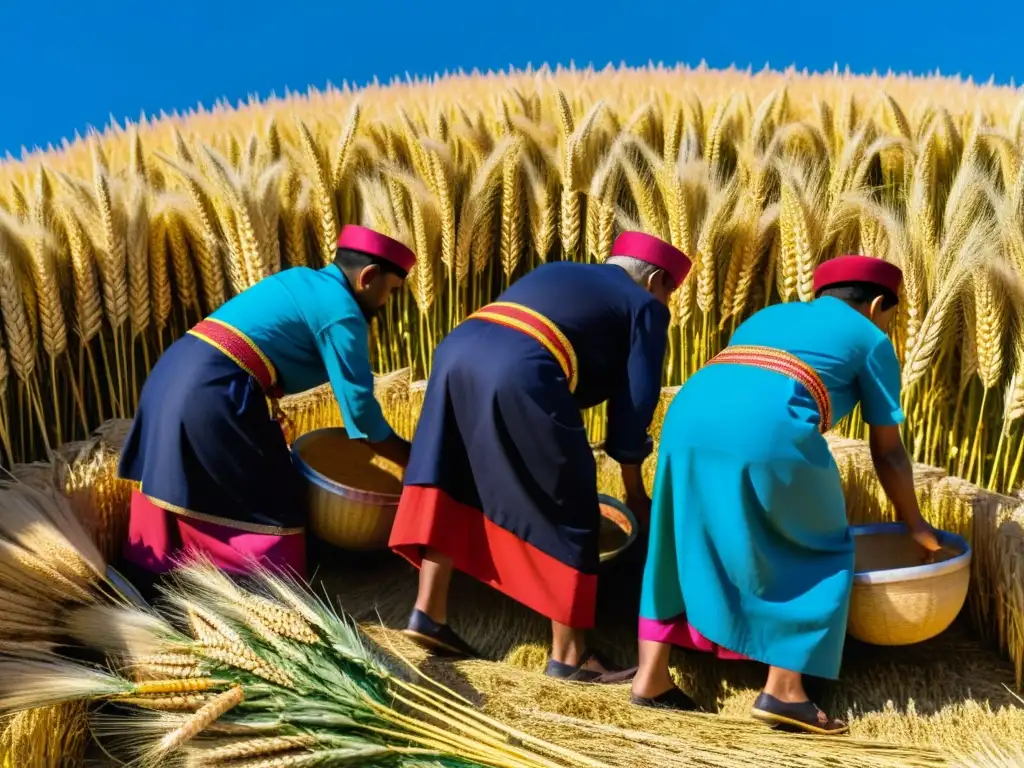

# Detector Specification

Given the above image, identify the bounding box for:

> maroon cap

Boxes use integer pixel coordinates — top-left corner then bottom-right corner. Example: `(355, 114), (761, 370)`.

(813, 255), (902, 296)
(611, 231), (691, 289)
(337, 225), (416, 273)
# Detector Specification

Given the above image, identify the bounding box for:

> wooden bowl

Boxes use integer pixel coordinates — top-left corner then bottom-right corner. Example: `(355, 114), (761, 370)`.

(847, 522), (971, 646)
(291, 427), (403, 551)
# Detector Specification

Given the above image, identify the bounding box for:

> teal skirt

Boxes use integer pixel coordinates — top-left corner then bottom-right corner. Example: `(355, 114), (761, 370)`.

(639, 364), (853, 680)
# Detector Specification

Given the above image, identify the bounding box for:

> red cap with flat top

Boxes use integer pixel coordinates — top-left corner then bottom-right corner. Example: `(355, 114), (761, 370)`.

(813, 255), (902, 297)
(337, 225), (416, 273)
(610, 231), (691, 289)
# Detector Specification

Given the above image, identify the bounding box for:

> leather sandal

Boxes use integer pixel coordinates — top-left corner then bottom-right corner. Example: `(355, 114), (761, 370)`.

(544, 648), (622, 683)
(750, 691), (849, 735)
(631, 685), (700, 712)
(401, 609), (480, 658)
(595, 665), (639, 684)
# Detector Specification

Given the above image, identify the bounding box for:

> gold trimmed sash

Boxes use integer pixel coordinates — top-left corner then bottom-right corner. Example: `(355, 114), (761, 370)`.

(188, 318), (282, 397)
(188, 317), (292, 433)
(468, 301), (579, 393)
(705, 345), (833, 433)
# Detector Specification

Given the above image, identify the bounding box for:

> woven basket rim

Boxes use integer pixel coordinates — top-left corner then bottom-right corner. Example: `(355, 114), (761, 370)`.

(598, 493), (638, 564)
(850, 521), (971, 586)
(292, 426), (402, 503)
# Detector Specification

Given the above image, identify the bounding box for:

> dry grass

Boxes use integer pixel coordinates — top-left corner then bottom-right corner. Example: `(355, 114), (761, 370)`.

(0, 403), (1017, 766)
(0, 703), (89, 768)
(349, 612), (1024, 765)
(7, 381), (1009, 766)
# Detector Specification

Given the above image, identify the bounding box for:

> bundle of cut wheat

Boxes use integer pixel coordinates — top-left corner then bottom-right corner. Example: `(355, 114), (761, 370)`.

(0, 558), (604, 768)
(0, 479), (111, 768)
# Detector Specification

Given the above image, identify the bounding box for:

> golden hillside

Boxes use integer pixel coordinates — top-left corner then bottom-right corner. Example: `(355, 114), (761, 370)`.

(0, 65), (1023, 495)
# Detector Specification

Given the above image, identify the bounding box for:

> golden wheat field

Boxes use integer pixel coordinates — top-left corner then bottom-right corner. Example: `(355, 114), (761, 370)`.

(3, 63), (1024, 766)
(2, 65), (1024, 493)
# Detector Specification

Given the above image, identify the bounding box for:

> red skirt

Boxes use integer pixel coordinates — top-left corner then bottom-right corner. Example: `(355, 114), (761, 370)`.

(390, 486), (597, 629)
(389, 316), (602, 631)
(124, 491), (307, 578)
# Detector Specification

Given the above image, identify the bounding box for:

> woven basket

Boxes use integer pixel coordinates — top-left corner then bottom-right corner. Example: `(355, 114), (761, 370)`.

(847, 522), (971, 646)
(292, 426), (404, 551)
(292, 425), (641, 558)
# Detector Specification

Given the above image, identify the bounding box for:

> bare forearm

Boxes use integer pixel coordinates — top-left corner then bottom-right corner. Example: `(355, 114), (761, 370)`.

(870, 440), (924, 528)
(620, 463), (646, 500)
(368, 432), (412, 468)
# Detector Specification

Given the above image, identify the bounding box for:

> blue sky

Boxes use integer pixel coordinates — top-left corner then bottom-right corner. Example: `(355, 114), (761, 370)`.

(2, 0), (1020, 158)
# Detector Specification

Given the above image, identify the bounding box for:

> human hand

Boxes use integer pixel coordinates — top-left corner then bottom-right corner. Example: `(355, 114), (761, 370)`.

(910, 522), (942, 562)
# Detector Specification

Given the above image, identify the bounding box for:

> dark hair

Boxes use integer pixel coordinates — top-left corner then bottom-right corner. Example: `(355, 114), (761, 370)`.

(816, 281), (898, 310)
(333, 247), (408, 280)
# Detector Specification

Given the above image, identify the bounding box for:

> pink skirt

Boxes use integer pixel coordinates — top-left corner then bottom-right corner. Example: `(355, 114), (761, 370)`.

(638, 615), (751, 661)
(124, 490), (307, 578)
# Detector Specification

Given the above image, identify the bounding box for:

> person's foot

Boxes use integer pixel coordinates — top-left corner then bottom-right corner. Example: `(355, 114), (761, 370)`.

(544, 648), (622, 683)
(750, 692), (848, 735)
(595, 665), (638, 684)
(631, 685), (700, 712)
(401, 609), (479, 657)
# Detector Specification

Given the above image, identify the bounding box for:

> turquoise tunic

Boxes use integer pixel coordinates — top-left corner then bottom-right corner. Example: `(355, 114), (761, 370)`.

(211, 264), (391, 442)
(639, 296), (904, 679)
(118, 263), (395, 538)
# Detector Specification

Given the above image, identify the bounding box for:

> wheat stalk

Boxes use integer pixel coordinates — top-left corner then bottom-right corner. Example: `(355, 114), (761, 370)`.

(0, 221), (37, 383)
(296, 119), (339, 264)
(152, 685), (245, 758)
(500, 139), (525, 280)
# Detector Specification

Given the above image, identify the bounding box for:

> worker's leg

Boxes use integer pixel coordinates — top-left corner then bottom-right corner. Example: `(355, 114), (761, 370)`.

(764, 666), (808, 702)
(404, 548), (478, 657)
(414, 548), (454, 623)
(550, 621), (611, 674)
(630, 638), (674, 697)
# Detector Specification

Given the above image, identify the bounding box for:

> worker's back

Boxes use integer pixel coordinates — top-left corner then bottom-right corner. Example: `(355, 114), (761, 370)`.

(668, 296), (903, 460)
(493, 261), (670, 408)
(209, 264), (366, 395)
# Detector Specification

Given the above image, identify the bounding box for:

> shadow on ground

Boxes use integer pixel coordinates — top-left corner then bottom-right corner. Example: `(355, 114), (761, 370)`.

(309, 536), (1023, 722)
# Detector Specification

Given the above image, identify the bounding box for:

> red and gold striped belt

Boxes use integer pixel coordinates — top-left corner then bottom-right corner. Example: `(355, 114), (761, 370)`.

(188, 317), (285, 401)
(467, 301), (579, 393)
(704, 345), (833, 433)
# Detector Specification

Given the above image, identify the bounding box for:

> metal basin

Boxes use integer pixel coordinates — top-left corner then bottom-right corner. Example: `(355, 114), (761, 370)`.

(847, 521), (972, 646)
(598, 494), (638, 565)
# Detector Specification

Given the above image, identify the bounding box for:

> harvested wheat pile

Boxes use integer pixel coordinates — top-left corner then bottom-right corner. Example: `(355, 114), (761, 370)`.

(4, 410), (1024, 766)
(0, 702), (88, 768)
(331, 554), (1024, 761)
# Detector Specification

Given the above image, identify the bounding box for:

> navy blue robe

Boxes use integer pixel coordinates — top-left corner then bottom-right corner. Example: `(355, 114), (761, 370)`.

(390, 262), (669, 628)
